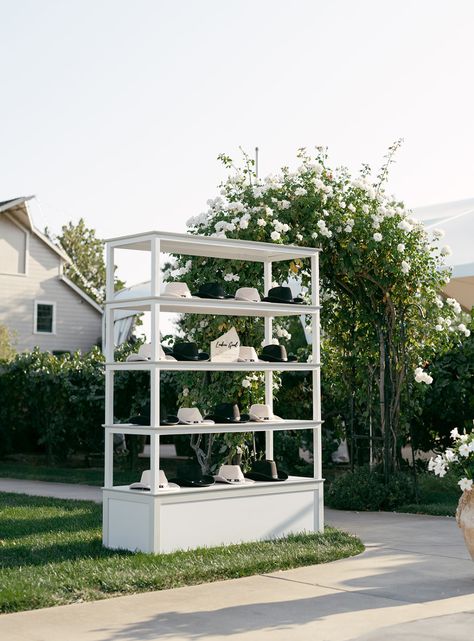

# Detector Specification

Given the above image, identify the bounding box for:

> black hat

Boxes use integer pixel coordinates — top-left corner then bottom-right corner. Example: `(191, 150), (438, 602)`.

(205, 403), (250, 424)
(245, 459), (288, 482)
(127, 402), (180, 426)
(262, 286), (304, 304)
(259, 344), (297, 363)
(173, 342), (209, 361)
(192, 282), (234, 299)
(162, 344), (174, 356)
(168, 462), (215, 487)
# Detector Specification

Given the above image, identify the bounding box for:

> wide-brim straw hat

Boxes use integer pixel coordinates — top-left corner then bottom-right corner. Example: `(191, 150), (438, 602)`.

(249, 403), (283, 422)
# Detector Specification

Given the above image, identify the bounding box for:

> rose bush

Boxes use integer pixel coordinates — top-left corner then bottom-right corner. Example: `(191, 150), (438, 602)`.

(165, 144), (469, 476)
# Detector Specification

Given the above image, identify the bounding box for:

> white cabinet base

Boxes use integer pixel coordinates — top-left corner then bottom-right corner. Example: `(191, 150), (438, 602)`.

(103, 477), (324, 554)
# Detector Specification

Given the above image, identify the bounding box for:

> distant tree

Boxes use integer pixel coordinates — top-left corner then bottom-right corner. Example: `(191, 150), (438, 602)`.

(53, 219), (124, 304)
(0, 324), (16, 361)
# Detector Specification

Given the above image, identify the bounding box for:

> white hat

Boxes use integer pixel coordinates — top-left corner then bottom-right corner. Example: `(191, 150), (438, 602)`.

(249, 404), (283, 422)
(213, 464), (255, 485)
(126, 344), (176, 362)
(129, 469), (180, 491)
(177, 407), (215, 425)
(163, 282), (192, 298)
(235, 287), (261, 302)
(237, 346), (261, 363)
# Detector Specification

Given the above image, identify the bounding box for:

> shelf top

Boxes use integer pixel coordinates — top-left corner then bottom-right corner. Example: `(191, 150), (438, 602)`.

(105, 360), (319, 372)
(104, 419), (322, 436)
(105, 294), (320, 317)
(106, 229), (320, 263)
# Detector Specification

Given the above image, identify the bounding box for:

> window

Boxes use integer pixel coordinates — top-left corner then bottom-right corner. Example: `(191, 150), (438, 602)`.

(34, 302), (55, 334)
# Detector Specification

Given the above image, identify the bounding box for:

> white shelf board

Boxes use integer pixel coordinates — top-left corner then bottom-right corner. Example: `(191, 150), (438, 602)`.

(104, 295), (320, 317)
(105, 475), (323, 498)
(105, 360), (320, 372)
(104, 419), (322, 436)
(106, 230), (321, 263)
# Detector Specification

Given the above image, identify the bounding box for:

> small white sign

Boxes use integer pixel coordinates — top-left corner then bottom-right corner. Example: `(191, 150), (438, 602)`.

(211, 327), (240, 362)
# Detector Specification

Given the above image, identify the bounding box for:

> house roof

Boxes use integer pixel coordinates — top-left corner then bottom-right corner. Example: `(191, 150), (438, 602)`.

(1, 195), (102, 315)
(0, 196), (71, 263)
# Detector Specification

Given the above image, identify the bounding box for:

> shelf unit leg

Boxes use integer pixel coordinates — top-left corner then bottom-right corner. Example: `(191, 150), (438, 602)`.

(150, 432), (161, 492)
(311, 252), (323, 531)
(264, 260), (273, 459)
(104, 430), (114, 488)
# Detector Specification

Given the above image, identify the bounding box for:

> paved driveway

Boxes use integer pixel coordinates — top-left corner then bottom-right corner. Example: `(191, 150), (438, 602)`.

(0, 481), (473, 640)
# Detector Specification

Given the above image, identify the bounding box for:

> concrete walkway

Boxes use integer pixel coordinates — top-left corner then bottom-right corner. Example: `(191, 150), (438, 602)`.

(0, 480), (473, 640)
(0, 477), (102, 502)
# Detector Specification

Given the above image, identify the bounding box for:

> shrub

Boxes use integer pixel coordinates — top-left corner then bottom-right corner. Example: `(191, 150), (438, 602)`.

(326, 465), (415, 511)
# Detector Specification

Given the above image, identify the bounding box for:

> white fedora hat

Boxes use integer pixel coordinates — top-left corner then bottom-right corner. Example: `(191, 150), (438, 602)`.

(235, 287), (261, 302)
(249, 404), (283, 422)
(177, 407), (215, 425)
(213, 464), (255, 485)
(163, 282), (192, 298)
(237, 346), (261, 363)
(129, 469), (180, 491)
(127, 343), (176, 362)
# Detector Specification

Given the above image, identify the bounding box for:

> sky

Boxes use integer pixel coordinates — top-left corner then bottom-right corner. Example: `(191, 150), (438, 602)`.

(2, 0), (474, 288)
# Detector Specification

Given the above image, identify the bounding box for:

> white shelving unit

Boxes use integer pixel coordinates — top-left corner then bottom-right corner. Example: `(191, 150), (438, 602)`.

(102, 230), (323, 554)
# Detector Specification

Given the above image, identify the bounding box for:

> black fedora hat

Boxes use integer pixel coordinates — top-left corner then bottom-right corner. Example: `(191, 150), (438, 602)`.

(259, 344), (297, 363)
(262, 286), (304, 304)
(192, 282), (234, 299)
(173, 342), (209, 361)
(245, 459), (288, 482)
(168, 462), (215, 487)
(205, 403), (250, 424)
(128, 402), (180, 426)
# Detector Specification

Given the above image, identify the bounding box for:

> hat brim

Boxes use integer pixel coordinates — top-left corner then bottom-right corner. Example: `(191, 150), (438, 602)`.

(168, 476), (215, 487)
(259, 354), (298, 363)
(249, 414), (283, 422)
(127, 415), (150, 425)
(245, 471), (289, 482)
(237, 357), (262, 363)
(192, 293), (234, 299)
(178, 419), (215, 425)
(262, 297), (304, 304)
(173, 352), (209, 361)
(160, 416), (180, 426)
(213, 476), (255, 485)
(204, 414), (250, 424)
(129, 482), (181, 492)
(163, 293), (191, 298)
(126, 354), (149, 362)
(234, 296), (261, 303)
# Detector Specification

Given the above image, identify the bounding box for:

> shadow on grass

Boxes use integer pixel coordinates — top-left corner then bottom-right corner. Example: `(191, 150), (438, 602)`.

(0, 538), (130, 569)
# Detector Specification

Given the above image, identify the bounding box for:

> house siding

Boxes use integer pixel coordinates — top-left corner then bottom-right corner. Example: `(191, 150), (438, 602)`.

(0, 223), (102, 353)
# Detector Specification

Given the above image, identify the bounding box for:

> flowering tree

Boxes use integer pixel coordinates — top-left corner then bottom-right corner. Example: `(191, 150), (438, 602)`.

(166, 144), (469, 477)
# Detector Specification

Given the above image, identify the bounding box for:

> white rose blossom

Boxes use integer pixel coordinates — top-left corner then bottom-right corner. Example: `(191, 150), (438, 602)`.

(373, 232), (383, 242)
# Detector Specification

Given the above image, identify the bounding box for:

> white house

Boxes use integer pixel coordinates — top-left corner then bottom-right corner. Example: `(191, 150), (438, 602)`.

(0, 196), (102, 353)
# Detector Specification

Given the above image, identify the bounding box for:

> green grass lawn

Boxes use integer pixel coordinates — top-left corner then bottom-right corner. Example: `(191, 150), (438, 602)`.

(0, 459), (155, 487)
(0, 492), (364, 614)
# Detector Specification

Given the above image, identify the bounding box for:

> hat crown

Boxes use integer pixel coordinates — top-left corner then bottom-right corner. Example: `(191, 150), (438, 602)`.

(164, 282), (191, 297)
(198, 282), (228, 298)
(249, 403), (272, 419)
(176, 462), (205, 481)
(251, 459), (279, 479)
(235, 287), (260, 302)
(262, 344), (288, 359)
(217, 464), (245, 482)
(177, 407), (204, 423)
(238, 346), (258, 362)
(267, 286), (293, 301)
(139, 469), (168, 486)
(214, 403), (241, 421)
(174, 342), (199, 357)
(138, 343), (152, 359)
